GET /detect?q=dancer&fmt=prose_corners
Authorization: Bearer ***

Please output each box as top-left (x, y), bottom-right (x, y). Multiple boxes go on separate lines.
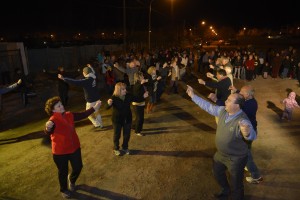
top-left (44, 96), bottom-right (101, 198)
top-left (58, 66), bottom-right (103, 128)
top-left (107, 82), bottom-right (148, 156)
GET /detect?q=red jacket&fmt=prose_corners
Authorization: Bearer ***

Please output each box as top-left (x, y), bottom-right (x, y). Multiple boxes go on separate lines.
top-left (245, 59), bottom-right (255, 71)
top-left (49, 112), bottom-right (80, 155)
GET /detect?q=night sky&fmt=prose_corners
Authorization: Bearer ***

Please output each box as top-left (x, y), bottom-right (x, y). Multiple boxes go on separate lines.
top-left (1, 0), bottom-right (299, 34)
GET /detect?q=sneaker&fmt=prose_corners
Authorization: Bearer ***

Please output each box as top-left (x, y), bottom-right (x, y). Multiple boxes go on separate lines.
top-left (68, 174), bottom-right (76, 192)
top-left (246, 176), bottom-right (263, 184)
top-left (244, 166), bottom-right (248, 171)
top-left (114, 150), bottom-right (121, 156)
top-left (136, 132), bottom-right (145, 136)
top-left (95, 124), bottom-right (103, 129)
top-left (122, 149), bottom-right (130, 155)
top-left (61, 190), bottom-right (71, 199)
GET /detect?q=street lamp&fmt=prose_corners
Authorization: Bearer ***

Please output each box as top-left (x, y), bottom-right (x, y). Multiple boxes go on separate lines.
top-left (171, 0), bottom-right (174, 21)
top-left (148, 0), bottom-right (155, 51)
top-left (123, 0), bottom-right (127, 51)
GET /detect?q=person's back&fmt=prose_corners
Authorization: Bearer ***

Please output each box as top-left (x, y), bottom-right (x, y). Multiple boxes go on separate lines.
top-left (59, 66), bottom-right (103, 128)
top-left (205, 69), bottom-right (231, 106)
top-left (81, 76), bottom-right (101, 103)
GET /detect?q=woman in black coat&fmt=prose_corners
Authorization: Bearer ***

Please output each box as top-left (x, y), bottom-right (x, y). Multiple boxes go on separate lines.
top-left (107, 82), bottom-right (148, 156)
top-left (132, 72), bottom-right (148, 136)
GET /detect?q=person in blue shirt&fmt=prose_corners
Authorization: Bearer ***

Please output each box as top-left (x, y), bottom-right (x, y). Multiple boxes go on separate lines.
top-left (0, 79), bottom-right (21, 95)
top-left (0, 79), bottom-right (22, 112)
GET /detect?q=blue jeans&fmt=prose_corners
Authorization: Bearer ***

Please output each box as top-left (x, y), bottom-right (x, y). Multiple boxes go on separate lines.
top-left (246, 148), bottom-right (261, 179)
top-left (281, 68), bottom-right (289, 78)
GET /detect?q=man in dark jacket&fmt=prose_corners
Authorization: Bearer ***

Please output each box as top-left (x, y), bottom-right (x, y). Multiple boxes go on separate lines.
top-left (58, 66), bottom-right (103, 128)
top-left (44, 66), bottom-right (79, 106)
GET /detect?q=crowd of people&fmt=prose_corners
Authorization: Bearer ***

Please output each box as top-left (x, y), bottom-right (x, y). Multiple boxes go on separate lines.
top-left (39, 44), bottom-right (300, 199)
top-left (1, 44), bottom-right (297, 199)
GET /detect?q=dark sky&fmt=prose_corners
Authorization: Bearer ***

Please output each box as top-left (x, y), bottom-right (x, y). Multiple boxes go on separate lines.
top-left (1, 0), bottom-right (299, 34)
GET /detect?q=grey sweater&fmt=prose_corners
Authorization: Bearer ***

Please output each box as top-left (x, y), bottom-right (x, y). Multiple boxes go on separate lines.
top-left (216, 108), bottom-right (249, 157)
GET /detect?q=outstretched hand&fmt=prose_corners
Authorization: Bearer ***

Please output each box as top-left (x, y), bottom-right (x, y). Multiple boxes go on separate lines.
top-left (58, 74), bottom-right (64, 80)
top-left (206, 72), bottom-right (214, 79)
top-left (239, 120), bottom-right (250, 138)
top-left (143, 91), bottom-right (149, 98)
top-left (93, 100), bottom-right (102, 110)
top-left (45, 120), bottom-right (54, 131)
top-left (229, 85), bottom-right (237, 93)
top-left (198, 79), bottom-right (205, 85)
top-left (186, 85), bottom-right (194, 98)
top-left (107, 99), bottom-right (113, 106)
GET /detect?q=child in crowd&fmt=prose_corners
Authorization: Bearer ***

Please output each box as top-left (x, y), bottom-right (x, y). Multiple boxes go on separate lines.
top-left (262, 62), bottom-right (270, 79)
top-left (281, 91), bottom-right (300, 121)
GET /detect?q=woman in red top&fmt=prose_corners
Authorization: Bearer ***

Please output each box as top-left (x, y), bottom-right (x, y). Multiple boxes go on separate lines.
top-left (245, 54), bottom-right (255, 81)
top-left (44, 96), bottom-right (101, 198)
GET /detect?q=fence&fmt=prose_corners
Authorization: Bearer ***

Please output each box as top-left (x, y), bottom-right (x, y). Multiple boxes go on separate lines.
top-left (26, 44), bottom-right (123, 74)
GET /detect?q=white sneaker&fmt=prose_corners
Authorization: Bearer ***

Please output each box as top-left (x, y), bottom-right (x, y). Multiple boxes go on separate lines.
top-left (246, 176), bottom-right (263, 184)
top-left (122, 149), bottom-right (130, 155)
top-left (61, 190), bottom-right (71, 198)
top-left (114, 150), bottom-right (121, 156)
top-left (95, 124), bottom-right (103, 129)
top-left (136, 132), bottom-right (145, 136)
top-left (244, 166), bottom-right (248, 171)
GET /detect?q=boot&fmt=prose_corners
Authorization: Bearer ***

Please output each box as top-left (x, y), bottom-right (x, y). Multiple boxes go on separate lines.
top-left (150, 103), bottom-right (155, 112)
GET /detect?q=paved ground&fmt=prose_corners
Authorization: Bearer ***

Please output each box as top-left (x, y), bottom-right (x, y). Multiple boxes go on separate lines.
top-left (0, 72), bottom-right (300, 200)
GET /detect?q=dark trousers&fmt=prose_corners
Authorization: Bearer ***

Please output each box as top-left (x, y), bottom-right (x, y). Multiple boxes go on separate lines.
top-left (169, 80), bottom-right (178, 93)
top-left (157, 79), bottom-right (166, 101)
top-left (246, 70), bottom-right (254, 81)
top-left (213, 151), bottom-right (248, 200)
top-left (58, 88), bottom-right (69, 107)
top-left (21, 91), bottom-right (28, 106)
top-left (53, 148), bottom-right (83, 192)
top-left (113, 122), bottom-right (131, 150)
top-left (1, 71), bottom-right (11, 85)
top-left (132, 105), bottom-right (145, 133)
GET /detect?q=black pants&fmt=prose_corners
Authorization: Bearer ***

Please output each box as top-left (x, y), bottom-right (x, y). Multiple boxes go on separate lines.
top-left (169, 80), bottom-right (178, 93)
top-left (1, 71), bottom-right (11, 85)
top-left (58, 88), bottom-right (69, 107)
top-left (53, 148), bottom-right (83, 192)
top-left (21, 91), bottom-right (28, 107)
top-left (113, 122), bottom-right (131, 150)
top-left (132, 105), bottom-right (145, 133)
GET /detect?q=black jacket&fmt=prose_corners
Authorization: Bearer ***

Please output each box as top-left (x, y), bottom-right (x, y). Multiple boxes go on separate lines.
top-left (106, 94), bottom-right (140, 124)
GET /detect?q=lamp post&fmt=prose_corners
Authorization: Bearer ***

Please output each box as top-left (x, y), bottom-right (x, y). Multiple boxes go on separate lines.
top-left (123, 0), bottom-right (127, 52)
top-left (171, 0), bottom-right (174, 22)
top-left (148, 0), bottom-right (155, 51)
